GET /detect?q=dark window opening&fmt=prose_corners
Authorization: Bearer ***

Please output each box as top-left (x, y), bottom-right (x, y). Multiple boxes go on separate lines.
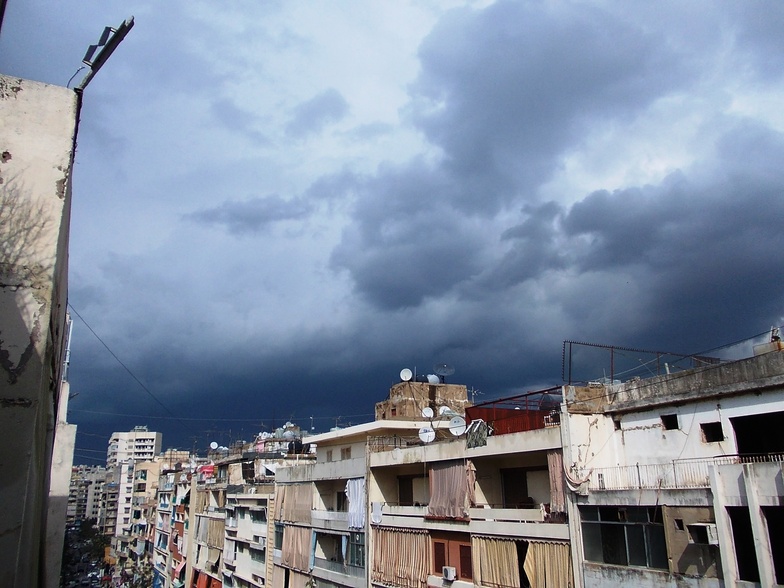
top-left (700, 421), bottom-right (724, 443)
top-left (661, 414), bottom-right (679, 430)
top-left (517, 542), bottom-right (531, 588)
top-left (398, 476), bottom-right (413, 506)
top-left (613, 418), bottom-right (622, 431)
top-left (674, 518), bottom-right (684, 531)
top-left (501, 468), bottom-right (531, 508)
top-left (763, 506), bottom-right (784, 584)
top-left (731, 411), bottom-right (784, 455)
top-left (728, 506), bottom-right (760, 582)
top-left (581, 506), bottom-right (667, 570)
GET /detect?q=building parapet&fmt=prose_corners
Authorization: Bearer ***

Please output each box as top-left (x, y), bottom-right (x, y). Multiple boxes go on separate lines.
top-left (567, 349), bottom-right (784, 414)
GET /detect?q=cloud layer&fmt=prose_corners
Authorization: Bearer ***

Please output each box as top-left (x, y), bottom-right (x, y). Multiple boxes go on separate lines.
top-left (2, 0), bottom-right (783, 459)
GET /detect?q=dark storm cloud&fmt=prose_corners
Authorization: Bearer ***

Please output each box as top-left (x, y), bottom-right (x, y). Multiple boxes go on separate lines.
top-left (408, 0), bottom-right (689, 213)
top-left (330, 0), bottom-right (700, 310)
top-left (186, 195), bottom-right (311, 233)
top-left (330, 158), bottom-right (488, 308)
top-left (285, 88), bottom-right (350, 137)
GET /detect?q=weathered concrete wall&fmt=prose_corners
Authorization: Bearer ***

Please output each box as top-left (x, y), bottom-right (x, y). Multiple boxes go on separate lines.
top-left (0, 74), bottom-right (79, 587)
top-left (566, 351), bottom-right (784, 415)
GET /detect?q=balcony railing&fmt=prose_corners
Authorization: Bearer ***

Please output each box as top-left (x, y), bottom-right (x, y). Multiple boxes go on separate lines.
top-left (313, 556), bottom-right (364, 578)
top-left (226, 517), bottom-right (238, 529)
top-left (586, 453), bottom-right (784, 491)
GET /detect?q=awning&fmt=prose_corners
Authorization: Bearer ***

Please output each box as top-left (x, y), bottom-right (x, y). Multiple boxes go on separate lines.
top-left (172, 559), bottom-right (186, 577)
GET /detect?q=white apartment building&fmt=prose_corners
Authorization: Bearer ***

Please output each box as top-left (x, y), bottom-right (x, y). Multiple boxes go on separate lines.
top-left (562, 340), bottom-right (784, 587)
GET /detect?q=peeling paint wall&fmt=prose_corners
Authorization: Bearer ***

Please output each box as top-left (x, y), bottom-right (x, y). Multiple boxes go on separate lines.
top-left (0, 74), bottom-right (80, 588)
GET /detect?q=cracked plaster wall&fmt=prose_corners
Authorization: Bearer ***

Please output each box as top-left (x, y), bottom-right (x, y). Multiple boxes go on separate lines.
top-left (0, 74), bottom-right (79, 588)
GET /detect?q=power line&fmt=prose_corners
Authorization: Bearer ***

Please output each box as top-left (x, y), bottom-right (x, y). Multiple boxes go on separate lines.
top-left (67, 302), bottom-right (192, 435)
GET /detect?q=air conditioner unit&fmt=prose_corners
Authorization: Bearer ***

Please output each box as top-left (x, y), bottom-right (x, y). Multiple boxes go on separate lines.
top-left (442, 566), bottom-right (457, 581)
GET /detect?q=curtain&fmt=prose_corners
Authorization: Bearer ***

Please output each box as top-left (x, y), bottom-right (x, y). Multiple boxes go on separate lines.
top-left (281, 525), bottom-right (312, 572)
top-left (523, 541), bottom-right (572, 588)
top-left (228, 463), bottom-right (244, 485)
top-left (289, 570), bottom-right (311, 588)
top-left (281, 484), bottom-right (312, 523)
top-left (372, 527), bottom-right (429, 588)
top-left (274, 484), bottom-right (286, 521)
top-left (472, 536), bottom-right (520, 588)
top-left (546, 450), bottom-right (565, 513)
top-left (271, 565), bottom-right (286, 588)
top-left (345, 478), bottom-right (366, 529)
top-left (428, 460), bottom-right (474, 519)
top-left (206, 519), bottom-right (225, 547)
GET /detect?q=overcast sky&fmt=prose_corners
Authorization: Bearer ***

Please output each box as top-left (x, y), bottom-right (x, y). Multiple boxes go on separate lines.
top-left (2, 1), bottom-right (783, 463)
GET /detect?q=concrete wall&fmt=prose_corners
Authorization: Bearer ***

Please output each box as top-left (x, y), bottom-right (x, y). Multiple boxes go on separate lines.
top-left (0, 74), bottom-right (80, 588)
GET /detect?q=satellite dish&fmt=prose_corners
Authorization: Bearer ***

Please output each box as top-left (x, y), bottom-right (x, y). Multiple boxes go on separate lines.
top-left (418, 426), bottom-right (436, 443)
top-left (449, 416), bottom-right (467, 436)
top-left (426, 374), bottom-right (440, 384)
top-left (434, 363), bottom-right (455, 377)
top-left (422, 407), bottom-right (434, 419)
top-left (438, 406), bottom-right (456, 417)
top-left (400, 368), bottom-right (413, 382)
top-left (209, 442), bottom-right (218, 450)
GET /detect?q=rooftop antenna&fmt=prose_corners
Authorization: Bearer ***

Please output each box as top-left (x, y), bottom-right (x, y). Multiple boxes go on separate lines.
top-left (434, 363), bottom-right (455, 383)
top-left (76, 17), bottom-right (135, 91)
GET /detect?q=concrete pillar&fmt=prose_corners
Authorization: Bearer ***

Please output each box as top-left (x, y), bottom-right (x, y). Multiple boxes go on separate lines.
top-left (743, 464), bottom-right (776, 586)
top-left (709, 465), bottom-right (738, 584)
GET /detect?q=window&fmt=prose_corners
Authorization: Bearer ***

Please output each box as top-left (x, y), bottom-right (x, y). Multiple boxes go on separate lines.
top-left (661, 414), bottom-right (679, 430)
top-left (581, 506), bottom-right (667, 570)
top-left (326, 450), bottom-right (333, 463)
top-left (336, 491), bottom-right (348, 512)
top-left (274, 523), bottom-right (284, 550)
top-left (250, 548), bottom-right (265, 563)
top-left (340, 447), bottom-right (352, 460)
top-left (348, 532), bottom-right (365, 567)
top-left (701, 421), bottom-right (724, 443)
top-left (250, 509), bottom-right (266, 524)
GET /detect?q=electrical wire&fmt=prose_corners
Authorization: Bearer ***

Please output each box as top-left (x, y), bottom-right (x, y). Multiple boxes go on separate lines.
top-left (68, 302), bottom-right (194, 435)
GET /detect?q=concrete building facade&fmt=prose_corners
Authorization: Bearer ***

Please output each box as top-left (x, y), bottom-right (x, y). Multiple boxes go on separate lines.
top-left (0, 73), bottom-right (81, 588)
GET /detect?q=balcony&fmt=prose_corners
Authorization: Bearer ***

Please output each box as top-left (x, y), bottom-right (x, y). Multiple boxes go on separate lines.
top-left (225, 517), bottom-right (238, 529)
top-left (585, 453), bottom-right (784, 491)
top-left (311, 509), bottom-right (349, 532)
top-left (313, 556), bottom-right (364, 578)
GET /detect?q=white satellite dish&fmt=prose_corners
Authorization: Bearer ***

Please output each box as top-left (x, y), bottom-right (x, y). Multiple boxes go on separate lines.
top-left (400, 368), bottom-right (413, 381)
top-left (418, 426), bottom-right (436, 443)
top-left (422, 407), bottom-right (434, 419)
top-left (449, 416), bottom-right (467, 436)
top-left (426, 374), bottom-right (440, 384)
top-left (209, 441), bottom-right (218, 450)
top-left (438, 406), bottom-right (456, 417)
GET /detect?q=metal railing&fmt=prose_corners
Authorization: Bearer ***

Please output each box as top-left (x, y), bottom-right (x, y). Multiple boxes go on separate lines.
top-left (587, 453), bottom-right (784, 491)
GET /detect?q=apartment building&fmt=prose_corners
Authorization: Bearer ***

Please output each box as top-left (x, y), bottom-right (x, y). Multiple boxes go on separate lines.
top-left (187, 425), bottom-right (311, 588)
top-left (66, 465), bottom-right (106, 524)
top-left (562, 339), bottom-right (784, 587)
top-left (101, 426), bottom-right (163, 537)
